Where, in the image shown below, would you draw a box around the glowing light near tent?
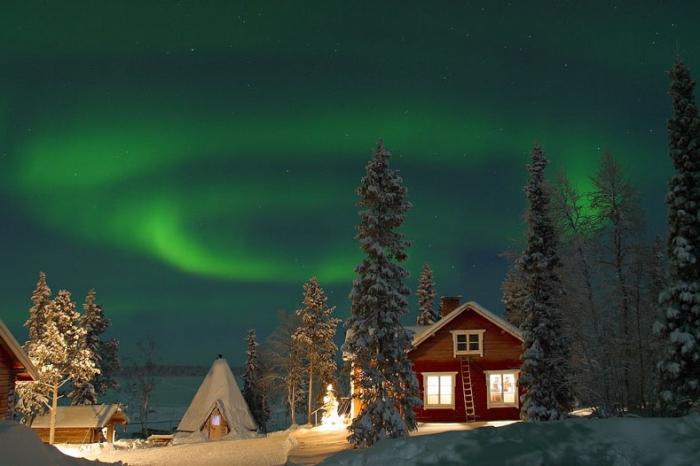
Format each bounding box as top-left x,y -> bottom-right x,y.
319,384 -> 346,430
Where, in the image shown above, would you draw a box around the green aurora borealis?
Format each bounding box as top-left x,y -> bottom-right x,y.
1,1 -> 699,363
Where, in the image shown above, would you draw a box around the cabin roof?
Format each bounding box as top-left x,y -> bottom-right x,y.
410,301 -> 523,348
31,405 -> 128,429
0,319 -> 39,380
343,301 -> 522,358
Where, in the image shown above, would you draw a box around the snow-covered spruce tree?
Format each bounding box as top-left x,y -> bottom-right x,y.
28,290 -> 98,443
69,289 -> 120,405
416,263 -> 438,325
25,272 -> 51,344
15,272 -> 53,423
292,276 -> 340,424
518,144 -> 574,421
342,139 -> 421,448
655,58 -> 700,416
243,329 -> 269,433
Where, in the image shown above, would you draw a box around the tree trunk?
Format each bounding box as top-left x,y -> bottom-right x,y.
574,240 -> 614,412
290,391 -> 296,426
49,383 -> 58,445
613,227 -> 632,410
142,393 -> 150,437
307,360 -> 314,424
633,261 -> 647,412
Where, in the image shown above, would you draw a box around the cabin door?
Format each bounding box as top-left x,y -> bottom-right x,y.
208,408 -> 225,440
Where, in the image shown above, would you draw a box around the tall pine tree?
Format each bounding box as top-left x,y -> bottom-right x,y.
655,57 -> 700,415
22,290 -> 98,443
342,140 -> 420,448
518,145 -> 573,421
16,272 -> 53,423
292,277 -> 340,424
25,272 -> 51,343
69,289 -> 120,405
416,263 -> 438,325
243,329 -> 269,433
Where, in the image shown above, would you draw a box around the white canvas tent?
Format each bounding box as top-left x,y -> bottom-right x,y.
174,357 -> 257,443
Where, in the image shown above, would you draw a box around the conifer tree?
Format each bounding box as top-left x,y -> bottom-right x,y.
655,58 -> 700,415
25,272 -> 51,343
69,289 -> 120,405
16,272 -> 53,423
518,145 -> 573,421
19,290 -> 98,443
292,277 -> 340,423
342,140 -> 421,447
416,263 -> 438,325
243,329 -> 269,433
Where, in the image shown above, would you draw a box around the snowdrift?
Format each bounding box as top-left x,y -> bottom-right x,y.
0,420 -> 120,466
320,415 -> 700,466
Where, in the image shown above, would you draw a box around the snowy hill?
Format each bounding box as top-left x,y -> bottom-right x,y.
320,416 -> 700,466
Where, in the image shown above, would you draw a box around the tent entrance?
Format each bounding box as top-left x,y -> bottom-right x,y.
205,407 -> 229,440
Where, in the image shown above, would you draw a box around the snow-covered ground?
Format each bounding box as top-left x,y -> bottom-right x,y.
56,431 -> 294,466
320,415 -> 700,466
0,421 -> 113,466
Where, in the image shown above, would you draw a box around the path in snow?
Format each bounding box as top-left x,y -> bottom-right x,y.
287,428 -> 351,466
286,422 -> 513,465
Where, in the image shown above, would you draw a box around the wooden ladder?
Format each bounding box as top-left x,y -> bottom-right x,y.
460,357 -> 476,422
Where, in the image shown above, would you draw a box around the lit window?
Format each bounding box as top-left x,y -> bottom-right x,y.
452,330 -> 485,357
486,371 -> 519,408
423,372 -> 456,409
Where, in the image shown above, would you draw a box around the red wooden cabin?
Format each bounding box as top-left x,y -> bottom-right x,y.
409,297 -> 523,422
0,320 -> 38,420
349,297 -> 523,423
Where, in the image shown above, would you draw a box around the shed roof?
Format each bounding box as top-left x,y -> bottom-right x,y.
0,319 -> 38,381
31,405 -> 128,429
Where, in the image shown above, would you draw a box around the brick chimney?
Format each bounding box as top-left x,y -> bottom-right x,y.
440,296 -> 462,318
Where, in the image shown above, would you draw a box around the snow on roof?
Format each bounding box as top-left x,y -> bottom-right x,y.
0,421 -> 109,466
31,405 -> 128,429
0,319 -> 39,380
411,301 -> 523,348
175,358 -> 257,441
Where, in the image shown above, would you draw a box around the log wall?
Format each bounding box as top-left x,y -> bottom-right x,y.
0,345 -> 13,420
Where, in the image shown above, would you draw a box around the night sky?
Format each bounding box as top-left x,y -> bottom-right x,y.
1,2 -> 699,364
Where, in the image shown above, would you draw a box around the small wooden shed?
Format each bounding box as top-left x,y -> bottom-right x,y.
0,319 -> 38,420
31,404 -> 128,444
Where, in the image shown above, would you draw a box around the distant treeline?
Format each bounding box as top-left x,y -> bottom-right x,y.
117,364 -> 244,377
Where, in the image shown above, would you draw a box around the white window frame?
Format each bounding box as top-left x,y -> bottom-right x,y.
451,329 -> 485,357
484,370 -> 520,409
422,372 -> 457,410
